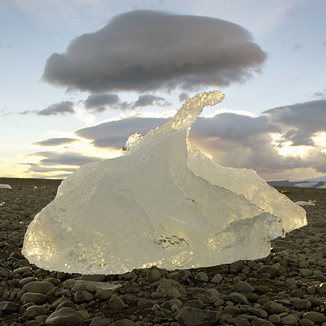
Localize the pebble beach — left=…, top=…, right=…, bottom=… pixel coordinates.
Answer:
left=0, top=178, right=325, bottom=326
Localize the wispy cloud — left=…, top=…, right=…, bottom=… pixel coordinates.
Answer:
left=20, top=101, right=75, bottom=116
left=32, top=138, right=80, bottom=147
left=27, top=151, right=104, bottom=166
left=38, top=101, right=75, bottom=116
left=84, top=93, right=171, bottom=112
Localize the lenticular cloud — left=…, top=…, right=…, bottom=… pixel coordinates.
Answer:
left=22, top=91, right=306, bottom=275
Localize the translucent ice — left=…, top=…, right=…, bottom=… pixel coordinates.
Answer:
left=22, top=91, right=307, bottom=274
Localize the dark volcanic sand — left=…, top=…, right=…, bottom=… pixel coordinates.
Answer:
left=0, top=178, right=325, bottom=326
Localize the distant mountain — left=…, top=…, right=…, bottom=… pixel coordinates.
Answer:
left=268, top=176, right=326, bottom=189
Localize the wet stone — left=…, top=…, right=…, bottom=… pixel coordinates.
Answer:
left=290, top=298, right=311, bottom=309
left=108, top=319, right=136, bottom=326
left=235, top=281, right=255, bottom=293
left=22, top=280, right=55, bottom=294
left=108, top=294, right=125, bottom=310
left=229, top=292, right=249, bottom=305
left=280, top=314, right=298, bottom=325
left=25, top=305, right=48, bottom=318
left=19, top=277, right=38, bottom=286
left=155, top=278, right=187, bottom=298
left=262, top=300, right=287, bottom=314
left=147, top=268, right=162, bottom=282
left=161, top=298, right=182, bottom=310
left=233, top=317, right=252, bottom=326
left=268, top=314, right=281, bottom=324
left=21, top=292, right=48, bottom=305
left=302, top=312, right=326, bottom=323
left=299, top=319, right=315, bottom=326
left=177, top=307, right=220, bottom=326
left=0, top=300, right=19, bottom=313
left=74, top=290, right=94, bottom=303
left=251, top=318, right=274, bottom=326
left=89, top=316, right=110, bottom=326
left=194, top=271, right=208, bottom=282
left=80, top=274, right=106, bottom=282
left=45, top=307, right=85, bottom=326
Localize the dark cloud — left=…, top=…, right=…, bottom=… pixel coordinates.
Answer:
left=27, top=151, right=103, bottom=166
left=84, top=93, right=120, bottom=112
left=19, top=101, right=75, bottom=116
left=38, top=101, right=75, bottom=116
left=84, top=93, right=170, bottom=112
left=264, top=100, right=326, bottom=146
left=43, top=10, right=266, bottom=93
left=132, top=94, right=171, bottom=109
left=32, top=138, right=80, bottom=147
left=75, top=116, right=168, bottom=149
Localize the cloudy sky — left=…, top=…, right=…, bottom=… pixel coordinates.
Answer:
left=1, top=0, right=325, bottom=181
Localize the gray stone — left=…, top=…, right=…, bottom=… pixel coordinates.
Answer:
left=252, top=318, right=274, bottom=326
left=233, top=317, right=251, bottom=326
left=290, top=298, right=311, bottom=310
left=229, top=292, right=249, bottom=304
left=318, top=258, right=326, bottom=267
left=194, top=271, right=208, bottom=282
left=89, top=316, right=110, bottom=326
left=19, top=277, right=38, bottom=286
left=235, top=281, right=255, bottom=293
left=299, top=319, right=315, bottom=326
left=21, top=292, right=48, bottom=305
left=25, top=305, right=48, bottom=318
left=147, top=268, right=162, bottom=282
left=184, top=299, right=203, bottom=309
left=108, top=294, right=125, bottom=310
left=155, top=278, right=187, bottom=298
left=74, top=290, right=94, bottom=303
left=280, top=314, right=298, bottom=325
left=214, top=298, right=224, bottom=307
left=95, top=289, right=113, bottom=300
left=168, top=271, right=181, bottom=281
left=123, top=294, right=138, bottom=306
left=262, top=301, right=287, bottom=314
left=23, top=280, right=55, bottom=295
left=0, top=301, right=18, bottom=313
left=256, top=285, right=273, bottom=293
left=108, top=319, right=135, bottom=326
left=161, top=298, right=182, bottom=310
left=12, top=266, right=32, bottom=274
left=45, top=307, right=84, bottom=326
left=80, top=274, right=106, bottom=282
left=268, top=314, right=281, bottom=324
left=230, top=260, right=244, bottom=272
left=302, top=312, right=326, bottom=323
left=211, top=273, right=222, bottom=284
left=257, top=265, right=280, bottom=278
left=300, top=269, right=313, bottom=277
left=177, top=307, right=220, bottom=326
left=247, top=307, right=268, bottom=318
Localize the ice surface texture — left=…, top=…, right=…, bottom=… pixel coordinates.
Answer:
left=22, top=91, right=307, bottom=274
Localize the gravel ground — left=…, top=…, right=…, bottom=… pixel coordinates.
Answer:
left=0, top=178, right=325, bottom=326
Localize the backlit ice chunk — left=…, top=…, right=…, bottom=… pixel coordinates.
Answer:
left=22, top=91, right=307, bottom=275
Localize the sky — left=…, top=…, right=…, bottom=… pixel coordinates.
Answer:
left=1, top=0, right=325, bottom=181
